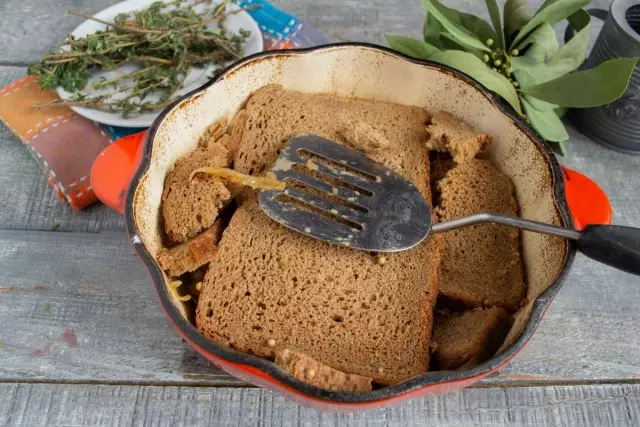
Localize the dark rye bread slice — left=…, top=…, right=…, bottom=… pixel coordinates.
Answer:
left=435, top=159, right=525, bottom=311
left=162, top=142, right=232, bottom=244
left=199, top=110, right=248, bottom=155
left=276, top=349, right=373, bottom=392
left=197, top=86, right=443, bottom=385
left=157, top=220, right=225, bottom=277
left=426, top=112, right=491, bottom=164
left=429, top=152, right=454, bottom=207
left=431, top=307, right=511, bottom=370
left=232, top=84, right=432, bottom=187
left=197, top=198, right=443, bottom=385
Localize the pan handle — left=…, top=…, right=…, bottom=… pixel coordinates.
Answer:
left=90, top=130, right=147, bottom=215
left=561, top=166, right=612, bottom=230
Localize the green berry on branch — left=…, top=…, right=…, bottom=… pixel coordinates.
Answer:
left=511, top=49, right=519, bottom=56
left=486, top=38, right=494, bottom=47
left=494, top=59, right=502, bottom=66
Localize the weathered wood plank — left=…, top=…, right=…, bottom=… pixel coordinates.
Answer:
left=1, top=229, right=639, bottom=386
left=0, top=229, right=240, bottom=386
left=0, top=0, right=122, bottom=65
left=0, top=383, right=638, bottom=426
left=1, top=0, right=639, bottom=392
left=0, top=66, right=124, bottom=232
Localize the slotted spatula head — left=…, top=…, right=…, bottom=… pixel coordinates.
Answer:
left=259, top=134, right=432, bottom=252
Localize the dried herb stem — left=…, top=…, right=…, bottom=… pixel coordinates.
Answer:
left=67, top=9, right=161, bottom=34
left=28, top=0, right=255, bottom=118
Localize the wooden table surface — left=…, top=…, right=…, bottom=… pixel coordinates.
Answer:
left=1, top=0, right=639, bottom=425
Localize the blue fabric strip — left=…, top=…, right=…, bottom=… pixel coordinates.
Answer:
left=235, top=0, right=301, bottom=40
left=104, top=125, right=147, bottom=140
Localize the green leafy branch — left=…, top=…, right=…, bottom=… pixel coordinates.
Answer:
left=386, top=0, right=639, bottom=155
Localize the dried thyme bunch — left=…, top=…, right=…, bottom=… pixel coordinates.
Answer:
left=28, top=0, right=254, bottom=117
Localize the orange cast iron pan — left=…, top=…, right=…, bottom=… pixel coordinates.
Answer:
left=92, top=43, right=617, bottom=411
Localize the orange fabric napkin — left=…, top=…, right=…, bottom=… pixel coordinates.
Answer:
left=0, top=76, right=112, bottom=210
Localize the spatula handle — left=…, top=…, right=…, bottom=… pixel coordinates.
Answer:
left=578, top=225, right=640, bottom=275
left=431, top=213, right=581, bottom=239
left=432, top=213, right=640, bottom=276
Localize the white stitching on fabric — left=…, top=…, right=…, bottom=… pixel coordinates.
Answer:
left=0, top=78, right=33, bottom=96
left=57, top=182, right=67, bottom=195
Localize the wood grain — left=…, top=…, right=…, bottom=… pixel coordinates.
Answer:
left=1, top=0, right=639, bottom=422
left=0, top=383, right=638, bottom=426
left=0, top=229, right=241, bottom=386
left=0, top=229, right=639, bottom=386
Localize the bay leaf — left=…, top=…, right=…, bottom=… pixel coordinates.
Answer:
left=511, top=0, right=590, bottom=48
left=424, top=0, right=491, bottom=52
left=386, top=36, right=440, bottom=59
left=429, top=50, right=522, bottom=113
left=544, top=9, right=590, bottom=78
left=511, top=55, right=550, bottom=88
left=424, top=11, right=445, bottom=48
left=459, top=14, right=498, bottom=44
left=522, top=57, right=639, bottom=107
left=428, top=0, right=495, bottom=38
left=485, top=0, right=506, bottom=49
left=441, top=33, right=484, bottom=59
left=522, top=97, right=569, bottom=142
left=424, top=12, right=482, bottom=53
left=524, top=94, right=557, bottom=111
left=551, top=140, right=568, bottom=155
left=555, top=105, right=569, bottom=118
left=517, top=23, right=559, bottom=61
left=540, top=0, right=561, bottom=10
left=504, top=0, right=534, bottom=39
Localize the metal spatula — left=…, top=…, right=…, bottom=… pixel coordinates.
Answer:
left=259, top=134, right=640, bottom=276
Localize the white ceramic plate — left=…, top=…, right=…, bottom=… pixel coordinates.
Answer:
left=56, top=0, right=263, bottom=127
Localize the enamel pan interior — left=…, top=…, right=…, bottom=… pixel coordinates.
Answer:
left=125, top=43, right=576, bottom=404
